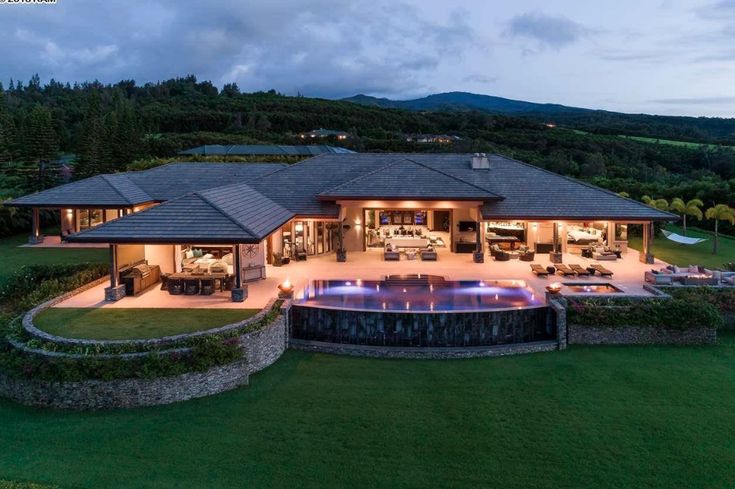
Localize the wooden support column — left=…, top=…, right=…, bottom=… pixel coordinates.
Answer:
left=234, top=244, right=242, bottom=289
left=640, top=222, right=655, bottom=264
left=29, top=208, right=43, bottom=244
left=473, top=206, right=484, bottom=263
left=104, top=244, right=125, bottom=301
left=109, top=244, right=118, bottom=288
left=231, top=243, right=246, bottom=302
left=550, top=222, right=563, bottom=263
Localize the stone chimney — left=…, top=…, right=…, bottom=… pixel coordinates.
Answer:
left=471, top=153, right=490, bottom=170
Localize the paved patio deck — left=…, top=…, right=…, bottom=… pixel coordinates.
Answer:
left=54, top=249, right=666, bottom=310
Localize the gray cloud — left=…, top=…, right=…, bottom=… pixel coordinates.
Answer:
left=505, top=12, right=590, bottom=48
left=0, top=0, right=477, bottom=98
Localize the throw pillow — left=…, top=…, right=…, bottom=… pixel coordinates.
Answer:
left=688, top=265, right=699, bottom=274
left=185, top=250, right=194, bottom=259
left=673, top=265, right=682, bottom=273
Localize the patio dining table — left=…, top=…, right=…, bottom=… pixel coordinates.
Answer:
left=168, top=272, right=229, bottom=292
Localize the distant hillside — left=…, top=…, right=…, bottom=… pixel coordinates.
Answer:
left=343, top=91, right=735, bottom=143
left=342, top=91, right=589, bottom=114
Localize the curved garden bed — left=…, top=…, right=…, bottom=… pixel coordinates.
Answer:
left=0, top=265, right=289, bottom=409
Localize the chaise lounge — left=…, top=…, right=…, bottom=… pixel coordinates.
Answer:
left=556, top=264, right=577, bottom=276
left=591, top=264, right=614, bottom=277
left=530, top=264, right=549, bottom=277
left=570, top=264, right=591, bottom=276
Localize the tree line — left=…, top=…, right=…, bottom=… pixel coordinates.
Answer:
left=0, top=74, right=733, bottom=237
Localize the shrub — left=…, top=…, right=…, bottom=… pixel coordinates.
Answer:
left=665, top=287, right=735, bottom=315
left=0, top=263, right=108, bottom=315
left=567, top=297, right=723, bottom=330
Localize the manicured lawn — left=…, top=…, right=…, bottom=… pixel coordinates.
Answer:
left=0, top=232, right=107, bottom=282
left=618, top=134, right=733, bottom=150
left=34, top=308, right=260, bottom=340
left=629, top=224, right=735, bottom=269
left=2, top=337, right=735, bottom=488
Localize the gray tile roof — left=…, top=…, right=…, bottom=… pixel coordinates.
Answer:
left=7, top=162, right=286, bottom=208
left=67, top=183, right=293, bottom=244
left=179, top=144, right=355, bottom=156
left=7, top=174, right=152, bottom=208
left=317, top=157, right=501, bottom=200
left=253, top=153, right=675, bottom=220
left=475, top=155, right=677, bottom=220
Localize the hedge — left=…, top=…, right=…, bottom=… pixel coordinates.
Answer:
left=566, top=297, right=723, bottom=330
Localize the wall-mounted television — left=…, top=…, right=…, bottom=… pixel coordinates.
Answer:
left=458, top=221, right=476, bottom=232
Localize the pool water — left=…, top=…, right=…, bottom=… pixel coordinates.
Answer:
left=295, top=275, right=544, bottom=312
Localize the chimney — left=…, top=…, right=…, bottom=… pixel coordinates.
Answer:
left=471, top=153, right=490, bottom=170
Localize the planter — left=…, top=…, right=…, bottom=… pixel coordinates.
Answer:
left=473, top=251, right=484, bottom=263
left=336, top=250, right=347, bottom=262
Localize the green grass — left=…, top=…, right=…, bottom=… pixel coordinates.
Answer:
left=629, top=224, right=735, bottom=268
left=3, top=337, right=735, bottom=488
left=617, top=134, right=733, bottom=150
left=34, top=308, right=260, bottom=340
left=0, top=232, right=107, bottom=282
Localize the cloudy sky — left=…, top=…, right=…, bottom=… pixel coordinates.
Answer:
left=1, top=0, right=735, bottom=116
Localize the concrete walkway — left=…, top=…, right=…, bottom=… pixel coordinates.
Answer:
left=54, top=249, right=666, bottom=310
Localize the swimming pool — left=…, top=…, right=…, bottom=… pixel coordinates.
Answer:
left=294, top=275, right=545, bottom=313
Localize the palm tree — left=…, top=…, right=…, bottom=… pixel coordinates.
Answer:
left=669, top=198, right=704, bottom=235
left=642, top=195, right=669, bottom=211
left=705, top=204, right=735, bottom=254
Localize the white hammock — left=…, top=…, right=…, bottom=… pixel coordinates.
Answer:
left=662, top=230, right=707, bottom=245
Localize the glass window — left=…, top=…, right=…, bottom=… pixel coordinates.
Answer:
left=79, top=209, right=103, bottom=231
left=317, top=222, right=324, bottom=254
left=615, top=224, right=628, bottom=241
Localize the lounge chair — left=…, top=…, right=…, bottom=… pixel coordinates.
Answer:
left=570, top=264, right=591, bottom=276
left=591, top=264, right=614, bottom=277
left=530, top=264, right=549, bottom=277
left=493, top=249, right=511, bottom=261
left=519, top=250, right=535, bottom=262
left=420, top=247, right=437, bottom=261
left=384, top=245, right=400, bottom=261
left=556, top=264, right=576, bottom=276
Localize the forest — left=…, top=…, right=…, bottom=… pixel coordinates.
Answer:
left=0, top=74, right=733, bottom=237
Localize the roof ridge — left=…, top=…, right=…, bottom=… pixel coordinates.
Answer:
left=100, top=174, right=135, bottom=205
left=492, top=153, right=677, bottom=218
left=102, top=173, right=154, bottom=204
left=196, top=189, right=257, bottom=238
left=402, top=156, right=503, bottom=198
left=317, top=157, right=409, bottom=195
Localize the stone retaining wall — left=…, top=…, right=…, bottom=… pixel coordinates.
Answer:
left=0, top=360, right=249, bottom=410
left=568, top=325, right=717, bottom=345
left=0, top=312, right=288, bottom=410
left=240, top=311, right=287, bottom=374
left=289, top=339, right=558, bottom=359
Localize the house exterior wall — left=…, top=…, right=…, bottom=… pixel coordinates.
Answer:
left=343, top=207, right=363, bottom=252
left=144, top=244, right=175, bottom=274
left=117, top=244, right=145, bottom=268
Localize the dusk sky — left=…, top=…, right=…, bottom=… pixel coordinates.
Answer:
left=2, top=0, right=735, bottom=116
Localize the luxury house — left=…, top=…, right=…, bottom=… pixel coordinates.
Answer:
left=8, top=153, right=674, bottom=302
